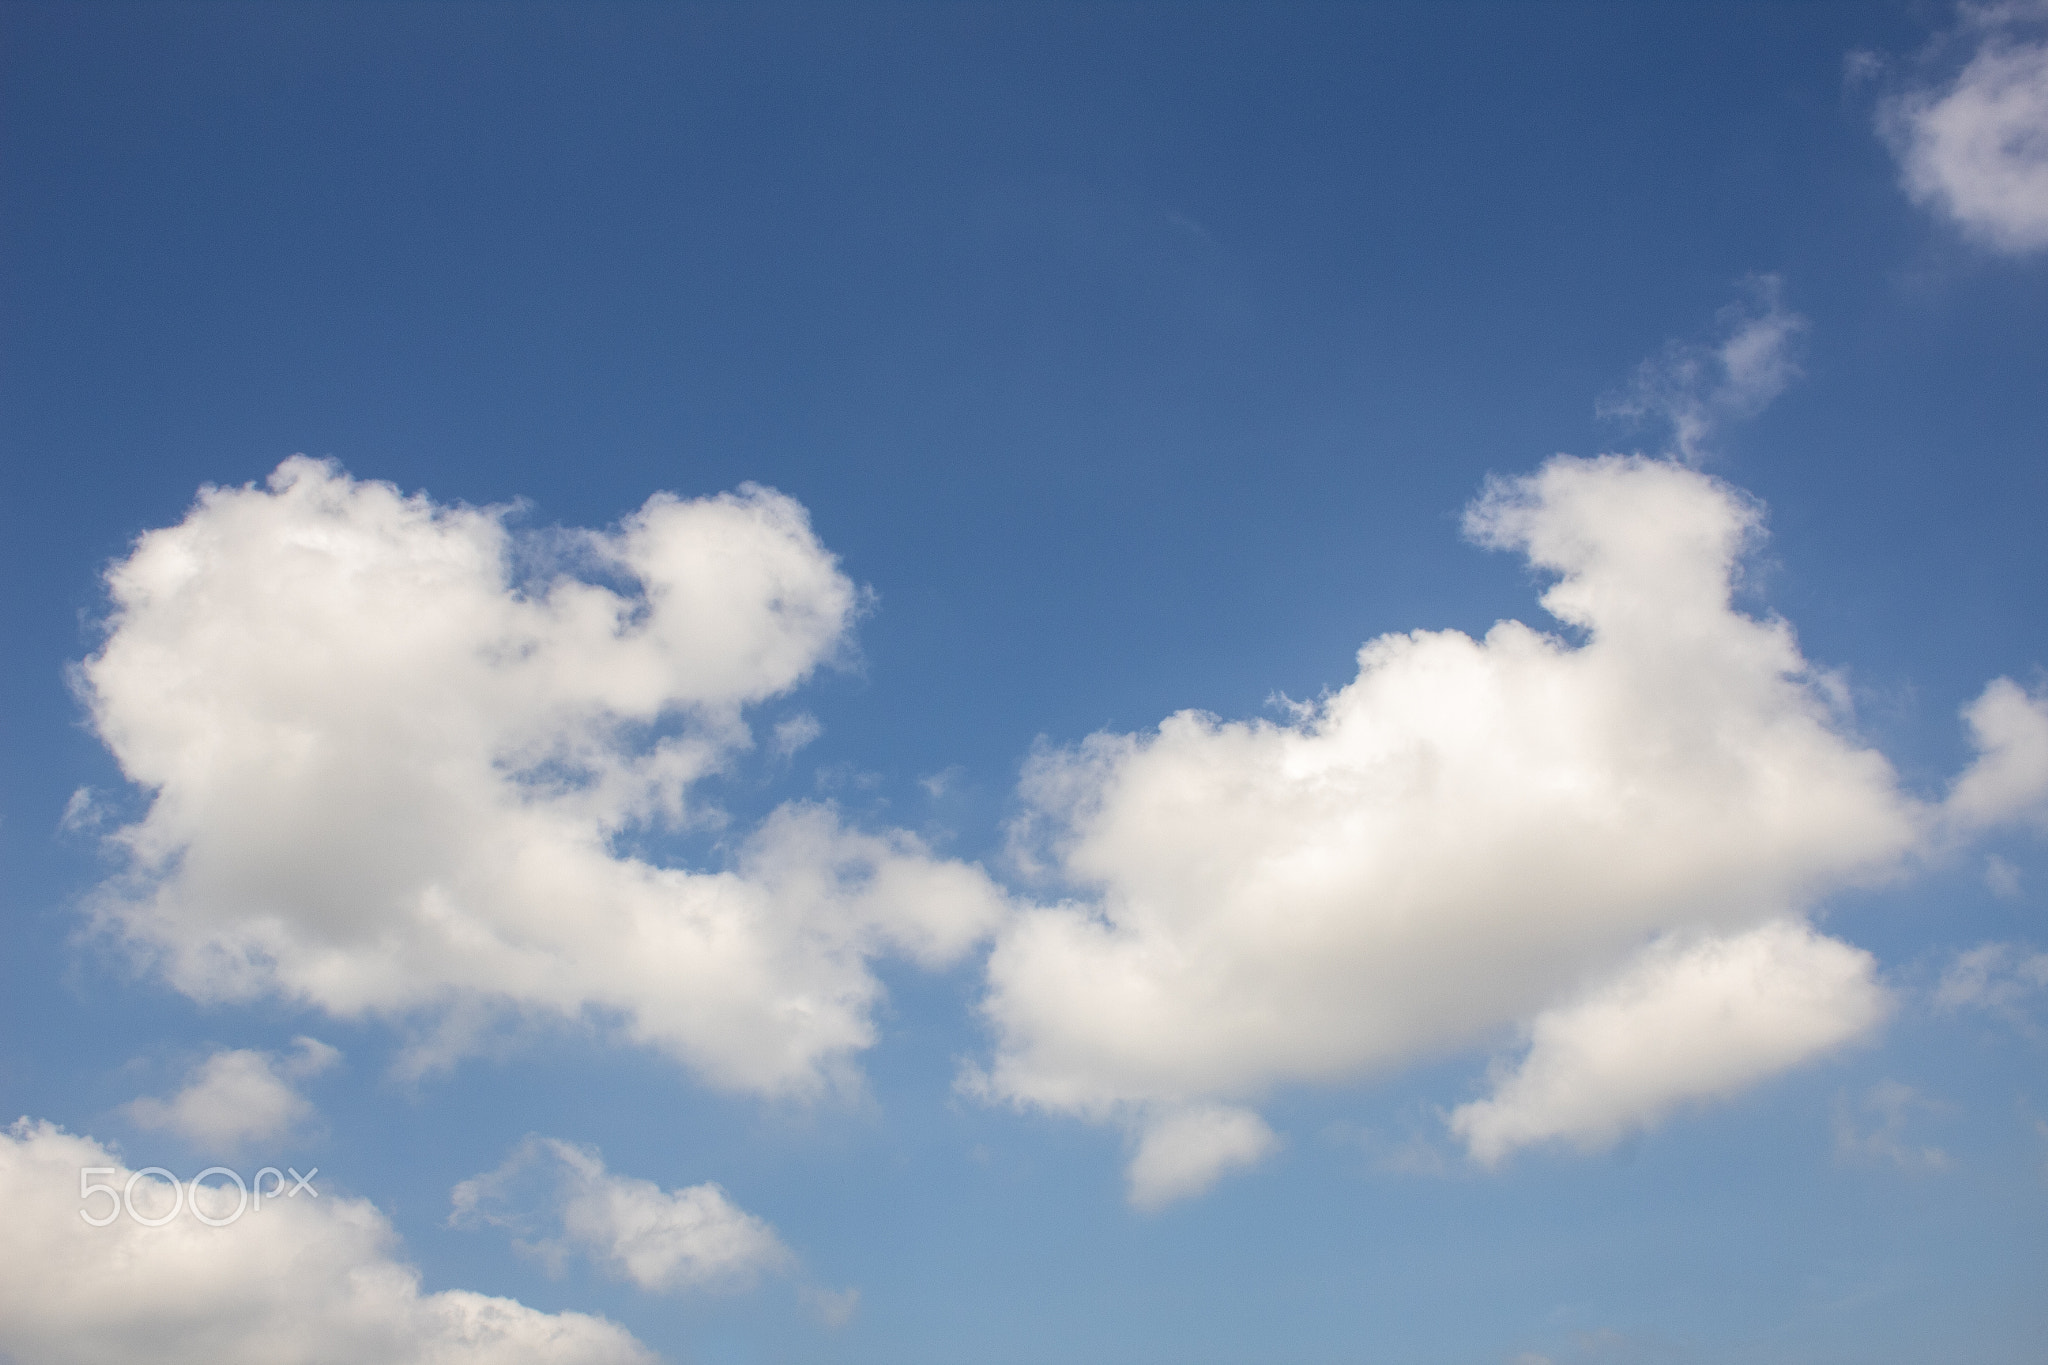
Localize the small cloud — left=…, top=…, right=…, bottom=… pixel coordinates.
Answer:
left=59, top=787, right=103, bottom=834
left=1986, top=854, right=2024, bottom=898
left=1126, top=1105, right=1280, bottom=1211
left=773, top=712, right=823, bottom=758
left=126, top=1038, right=339, bottom=1151
left=452, top=1136, right=793, bottom=1295
left=803, top=1285, right=861, bottom=1329
left=1833, top=1080, right=1952, bottom=1170
left=1934, top=941, right=2048, bottom=1032
left=1941, top=677, right=2048, bottom=835
left=1597, top=276, right=1808, bottom=463
left=1879, top=2, right=2048, bottom=255
left=919, top=765, right=965, bottom=799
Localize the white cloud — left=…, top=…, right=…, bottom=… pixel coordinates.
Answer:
left=974, top=455, right=2044, bottom=1200
left=1125, top=1105, right=1279, bottom=1210
left=772, top=712, right=823, bottom=757
left=78, top=459, right=1009, bottom=1094
left=451, top=1137, right=791, bottom=1294
left=1450, top=922, right=1887, bottom=1166
left=1935, top=941, right=2048, bottom=1029
left=0, top=1119, right=653, bottom=1365
left=1882, top=3, right=2048, bottom=254
left=1943, top=676, right=2048, bottom=834
left=1597, top=276, right=1806, bottom=462
left=1832, top=1079, right=1952, bottom=1170
left=128, top=1037, right=339, bottom=1150
left=60, top=786, right=105, bottom=833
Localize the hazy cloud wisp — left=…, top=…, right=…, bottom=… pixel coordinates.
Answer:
left=452, top=1136, right=793, bottom=1295
left=1596, top=276, right=1807, bottom=463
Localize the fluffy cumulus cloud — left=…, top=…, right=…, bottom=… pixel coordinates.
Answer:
left=1449, top=922, right=1887, bottom=1166
left=0, top=1119, right=653, bottom=1365
left=1882, top=2, right=2048, bottom=254
left=974, top=455, right=2048, bottom=1202
left=452, top=1137, right=792, bottom=1294
left=128, top=1037, right=339, bottom=1150
left=79, top=459, right=1009, bottom=1093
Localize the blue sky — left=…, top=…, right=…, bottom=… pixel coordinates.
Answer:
left=2, top=3, right=2045, bottom=1363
